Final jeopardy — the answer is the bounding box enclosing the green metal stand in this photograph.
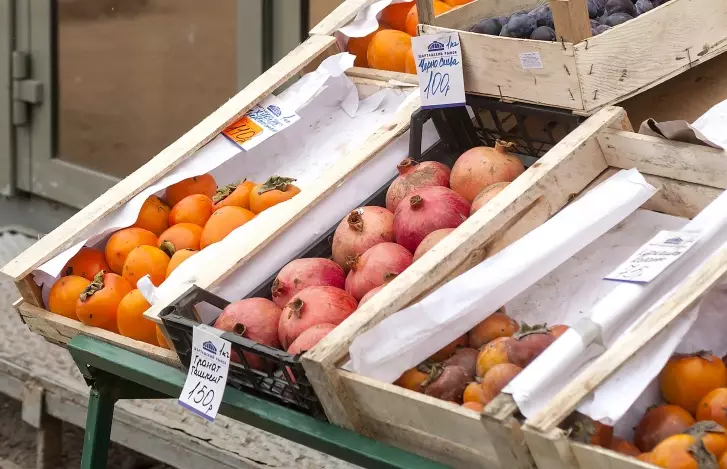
[68,335,449,469]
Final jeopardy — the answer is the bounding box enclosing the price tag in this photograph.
[411,32,466,110]
[519,51,544,70]
[222,95,300,150]
[605,230,701,284]
[178,325,231,421]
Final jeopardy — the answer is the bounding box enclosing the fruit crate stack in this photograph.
[414,0,727,113]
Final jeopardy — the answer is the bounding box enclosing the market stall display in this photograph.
[413,0,727,112]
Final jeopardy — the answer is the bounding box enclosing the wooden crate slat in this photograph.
[0,34,337,282]
[309,0,379,36]
[432,0,541,30]
[576,0,727,111]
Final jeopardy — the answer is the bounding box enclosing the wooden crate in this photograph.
[301,105,727,468]
[414,0,727,113]
[0,34,422,364]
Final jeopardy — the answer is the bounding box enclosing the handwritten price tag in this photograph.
[605,230,701,284]
[411,32,466,110]
[178,325,231,421]
[222,95,300,151]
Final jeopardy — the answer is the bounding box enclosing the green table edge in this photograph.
[68,335,450,469]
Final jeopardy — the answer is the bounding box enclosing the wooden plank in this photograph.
[640,173,720,219]
[522,426,580,469]
[416,0,435,24]
[309,0,379,35]
[576,0,727,112]
[302,106,627,432]
[549,0,592,44]
[345,66,419,84]
[526,242,727,433]
[571,442,654,469]
[433,0,541,30]
[340,370,501,468]
[36,414,63,469]
[17,302,182,369]
[0,34,336,282]
[16,277,42,307]
[142,97,422,325]
[598,129,727,190]
[481,395,535,469]
[21,381,44,428]
[422,25,584,110]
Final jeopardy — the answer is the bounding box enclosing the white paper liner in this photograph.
[334,0,414,50]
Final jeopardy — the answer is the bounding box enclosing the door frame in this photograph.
[0,0,14,196]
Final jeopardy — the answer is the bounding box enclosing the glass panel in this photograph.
[56,0,238,178]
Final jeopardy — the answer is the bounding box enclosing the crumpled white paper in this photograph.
[693,99,727,149]
[33,53,417,301]
[335,0,414,50]
[348,169,658,383]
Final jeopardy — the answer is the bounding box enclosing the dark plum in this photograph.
[530,25,556,41]
[605,0,636,16]
[604,12,633,26]
[653,0,671,5]
[587,0,599,18]
[635,0,654,14]
[592,24,612,34]
[500,13,537,38]
[528,4,554,28]
[496,15,509,26]
[590,19,600,28]
[471,18,502,35]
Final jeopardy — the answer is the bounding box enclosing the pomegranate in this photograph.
[393,186,470,253]
[413,228,455,262]
[470,182,509,215]
[271,258,345,308]
[331,206,395,272]
[213,298,282,369]
[278,286,357,349]
[287,323,337,354]
[450,141,524,202]
[345,243,412,301]
[385,158,451,212]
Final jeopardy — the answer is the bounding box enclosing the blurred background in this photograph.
[0,0,342,232]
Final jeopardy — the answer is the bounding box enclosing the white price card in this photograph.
[222,95,300,151]
[605,230,701,284]
[178,325,231,421]
[411,32,466,110]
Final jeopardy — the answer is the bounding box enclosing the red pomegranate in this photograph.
[287,323,337,355]
[450,142,524,202]
[386,158,451,212]
[345,242,412,301]
[331,206,395,272]
[271,258,345,308]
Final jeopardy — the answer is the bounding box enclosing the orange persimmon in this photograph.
[697,388,727,427]
[379,1,412,31]
[213,180,256,211]
[165,174,217,207]
[133,195,170,236]
[157,223,203,251]
[462,401,485,412]
[610,437,641,457]
[652,430,724,468]
[62,247,110,280]
[635,404,696,452]
[122,245,170,288]
[366,29,413,73]
[156,326,170,349]
[200,206,255,248]
[660,352,727,415]
[48,275,91,319]
[76,272,133,332]
[169,194,214,227]
[404,1,451,36]
[117,289,156,345]
[475,337,511,377]
[347,26,387,68]
[165,248,197,277]
[469,311,518,349]
[394,367,429,393]
[429,334,469,362]
[249,176,300,214]
[104,227,158,275]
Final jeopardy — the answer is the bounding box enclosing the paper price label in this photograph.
[411,32,466,110]
[178,326,231,421]
[605,230,701,284]
[222,95,300,151]
[519,51,544,70]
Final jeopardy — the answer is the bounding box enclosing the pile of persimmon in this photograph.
[47,173,300,348]
[346,0,472,74]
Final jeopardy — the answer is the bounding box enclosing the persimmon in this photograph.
[404,1,452,36]
[429,334,469,362]
[635,404,696,452]
[395,367,429,393]
[638,452,656,464]
[165,248,196,277]
[463,381,496,405]
[443,0,473,5]
[697,388,727,427]
[213,180,256,211]
[122,245,170,287]
[249,176,300,214]
[367,29,413,73]
[48,275,91,319]
[169,194,214,227]
[462,401,484,413]
[405,47,417,74]
[156,326,169,349]
[550,324,570,339]
[469,311,518,349]
[720,451,727,469]
[76,271,133,332]
[133,195,170,236]
[652,426,725,468]
[200,206,255,248]
[481,363,521,395]
[104,227,158,274]
[347,26,386,68]
[569,414,613,449]
[62,247,110,280]
[158,223,203,251]
[660,352,727,415]
[610,437,641,457]
[475,337,511,377]
[165,174,217,207]
[117,289,156,345]
[379,1,412,31]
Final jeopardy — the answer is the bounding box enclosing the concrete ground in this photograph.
[0,198,357,469]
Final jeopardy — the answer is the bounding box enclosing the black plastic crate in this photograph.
[160,96,584,420]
